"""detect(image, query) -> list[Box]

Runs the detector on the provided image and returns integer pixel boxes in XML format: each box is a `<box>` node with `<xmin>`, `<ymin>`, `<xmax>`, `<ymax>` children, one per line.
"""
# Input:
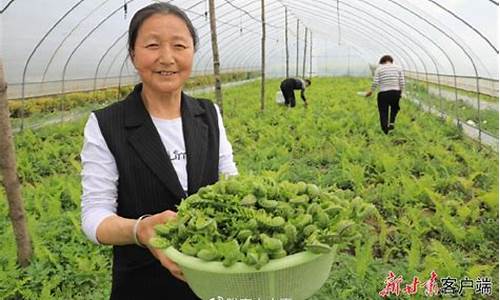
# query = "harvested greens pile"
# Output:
<box><xmin>151</xmin><ymin>175</ymin><xmax>379</xmax><ymax>269</ymax></box>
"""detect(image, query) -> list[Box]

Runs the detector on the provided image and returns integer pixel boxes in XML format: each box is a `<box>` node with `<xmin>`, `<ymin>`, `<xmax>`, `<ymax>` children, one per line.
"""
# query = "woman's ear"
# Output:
<box><xmin>129</xmin><ymin>51</ymin><xmax>136</xmax><ymax>66</ymax></box>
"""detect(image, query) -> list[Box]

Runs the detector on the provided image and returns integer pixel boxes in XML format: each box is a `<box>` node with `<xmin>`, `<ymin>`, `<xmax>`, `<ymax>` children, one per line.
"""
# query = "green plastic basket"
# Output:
<box><xmin>164</xmin><ymin>246</ymin><xmax>334</xmax><ymax>300</ymax></box>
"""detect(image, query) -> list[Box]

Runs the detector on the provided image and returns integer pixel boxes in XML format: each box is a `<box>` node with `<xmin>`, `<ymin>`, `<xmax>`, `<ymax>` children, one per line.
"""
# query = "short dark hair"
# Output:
<box><xmin>379</xmin><ymin>55</ymin><xmax>393</xmax><ymax>64</ymax></box>
<box><xmin>304</xmin><ymin>79</ymin><xmax>311</xmax><ymax>86</ymax></box>
<box><xmin>128</xmin><ymin>3</ymin><xmax>199</xmax><ymax>57</ymax></box>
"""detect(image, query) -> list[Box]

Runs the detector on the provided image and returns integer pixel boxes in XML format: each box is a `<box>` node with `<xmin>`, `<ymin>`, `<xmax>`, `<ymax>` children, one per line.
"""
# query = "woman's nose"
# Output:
<box><xmin>158</xmin><ymin>46</ymin><xmax>174</xmax><ymax>64</ymax></box>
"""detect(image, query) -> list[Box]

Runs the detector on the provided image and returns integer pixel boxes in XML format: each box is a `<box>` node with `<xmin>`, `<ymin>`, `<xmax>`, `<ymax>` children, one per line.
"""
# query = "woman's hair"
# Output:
<box><xmin>128</xmin><ymin>3</ymin><xmax>199</xmax><ymax>56</ymax></box>
<box><xmin>304</xmin><ymin>79</ymin><xmax>311</xmax><ymax>86</ymax></box>
<box><xmin>379</xmin><ymin>55</ymin><xmax>393</xmax><ymax>64</ymax></box>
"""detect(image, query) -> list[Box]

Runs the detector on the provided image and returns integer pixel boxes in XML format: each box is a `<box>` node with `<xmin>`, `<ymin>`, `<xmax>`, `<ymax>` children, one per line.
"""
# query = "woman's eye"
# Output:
<box><xmin>174</xmin><ymin>44</ymin><xmax>187</xmax><ymax>49</ymax></box>
<box><xmin>146</xmin><ymin>44</ymin><xmax>159</xmax><ymax>48</ymax></box>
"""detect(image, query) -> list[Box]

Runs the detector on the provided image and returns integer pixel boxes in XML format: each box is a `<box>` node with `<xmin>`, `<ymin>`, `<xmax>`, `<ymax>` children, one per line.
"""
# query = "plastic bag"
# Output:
<box><xmin>275</xmin><ymin>91</ymin><xmax>285</xmax><ymax>104</ymax></box>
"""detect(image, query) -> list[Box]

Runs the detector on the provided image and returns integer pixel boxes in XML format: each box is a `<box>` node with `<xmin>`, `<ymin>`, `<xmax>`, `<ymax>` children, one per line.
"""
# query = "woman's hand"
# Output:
<box><xmin>136</xmin><ymin>210</ymin><xmax>186</xmax><ymax>282</ymax></box>
<box><xmin>365</xmin><ymin>91</ymin><xmax>372</xmax><ymax>97</ymax></box>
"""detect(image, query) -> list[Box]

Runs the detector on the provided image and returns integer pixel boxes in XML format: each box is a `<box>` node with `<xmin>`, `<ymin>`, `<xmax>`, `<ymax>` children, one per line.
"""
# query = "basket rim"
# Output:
<box><xmin>164</xmin><ymin>246</ymin><xmax>332</xmax><ymax>274</ymax></box>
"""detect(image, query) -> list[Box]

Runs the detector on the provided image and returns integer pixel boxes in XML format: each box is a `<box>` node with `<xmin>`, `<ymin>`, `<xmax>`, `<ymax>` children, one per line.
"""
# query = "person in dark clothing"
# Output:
<box><xmin>80</xmin><ymin>3</ymin><xmax>238</xmax><ymax>299</ymax></box>
<box><xmin>366</xmin><ymin>55</ymin><xmax>405</xmax><ymax>134</ymax></box>
<box><xmin>280</xmin><ymin>78</ymin><xmax>311</xmax><ymax>108</ymax></box>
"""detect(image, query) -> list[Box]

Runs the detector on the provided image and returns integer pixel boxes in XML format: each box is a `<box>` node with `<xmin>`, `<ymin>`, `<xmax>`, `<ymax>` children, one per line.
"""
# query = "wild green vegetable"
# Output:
<box><xmin>150</xmin><ymin>175</ymin><xmax>376</xmax><ymax>269</ymax></box>
<box><xmin>2</xmin><ymin>77</ymin><xmax>496</xmax><ymax>299</ymax></box>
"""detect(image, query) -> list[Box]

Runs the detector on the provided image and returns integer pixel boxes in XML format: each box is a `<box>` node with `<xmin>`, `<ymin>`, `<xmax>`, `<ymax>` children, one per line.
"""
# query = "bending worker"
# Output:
<box><xmin>280</xmin><ymin>77</ymin><xmax>311</xmax><ymax>108</ymax></box>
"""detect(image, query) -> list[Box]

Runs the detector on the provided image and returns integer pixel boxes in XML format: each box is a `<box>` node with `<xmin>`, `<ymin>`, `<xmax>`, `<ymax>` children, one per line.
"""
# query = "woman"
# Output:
<box><xmin>80</xmin><ymin>3</ymin><xmax>237</xmax><ymax>299</ymax></box>
<box><xmin>366</xmin><ymin>55</ymin><xmax>405</xmax><ymax>134</ymax></box>
<box><xmin>280</xmin><ymin>77</ymin><xmax>311</xmax><ymax>108</ymax></box>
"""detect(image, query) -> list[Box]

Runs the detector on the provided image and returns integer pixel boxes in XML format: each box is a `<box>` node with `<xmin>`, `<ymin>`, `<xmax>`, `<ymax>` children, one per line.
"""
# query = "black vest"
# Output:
<box><xmin>94</xmin><ymin>84</ymin><xmax>219</xmax><ymax>299</ymax></box>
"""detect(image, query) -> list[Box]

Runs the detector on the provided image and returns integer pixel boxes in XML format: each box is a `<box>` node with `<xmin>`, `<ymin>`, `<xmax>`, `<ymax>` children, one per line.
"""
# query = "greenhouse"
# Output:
<box><xmin>0</xmin><ymin>0</ymin><xmax>498</xmax><ymax>299</ymax></box>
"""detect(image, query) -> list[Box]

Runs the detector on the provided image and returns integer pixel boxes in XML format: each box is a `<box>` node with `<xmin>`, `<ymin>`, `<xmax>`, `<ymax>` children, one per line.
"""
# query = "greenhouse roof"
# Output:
<box><xmin>1</xmin><ymin>0</ymin><xmax>498</xmax><ymax>87</ymax></box>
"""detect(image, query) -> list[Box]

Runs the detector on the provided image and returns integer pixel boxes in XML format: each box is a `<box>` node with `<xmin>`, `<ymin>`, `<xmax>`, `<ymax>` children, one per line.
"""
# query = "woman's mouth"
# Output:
<box><xmin>156</xmin><ymin>71</ymin><xmax>177</xmax><ymax>76</ymax></box>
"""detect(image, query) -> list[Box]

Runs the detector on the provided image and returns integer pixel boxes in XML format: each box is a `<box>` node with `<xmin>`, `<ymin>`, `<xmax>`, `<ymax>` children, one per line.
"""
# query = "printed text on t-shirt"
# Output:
<box><xmin>168</xmin><ymin>150</ymin><xmax>187</xmax><ymax>161</ymax></box>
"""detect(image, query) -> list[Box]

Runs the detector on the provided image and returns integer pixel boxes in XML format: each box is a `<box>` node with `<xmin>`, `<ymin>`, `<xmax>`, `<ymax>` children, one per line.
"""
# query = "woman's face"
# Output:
<box><xmin>131</xmin><ymin>13</ymin><xmax>194</xmax><ymax>95</ymax></box>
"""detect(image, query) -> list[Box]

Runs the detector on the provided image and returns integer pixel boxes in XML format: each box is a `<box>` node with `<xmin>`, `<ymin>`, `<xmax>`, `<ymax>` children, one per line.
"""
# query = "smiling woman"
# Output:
<box><xmin>131</xmin><ymin>14</ymin><xmax>195</xmax><ymax>115</ymax></box>
<box><xmin>79</xmin><ymin>3</ymin><xmax>237</xmax><ymax>300</ymax></box>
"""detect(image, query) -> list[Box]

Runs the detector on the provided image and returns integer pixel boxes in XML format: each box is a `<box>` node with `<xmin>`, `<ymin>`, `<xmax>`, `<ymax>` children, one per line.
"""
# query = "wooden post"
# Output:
<box><xmin>260</xmin><ymin>0</ymin><xmax>266</xmax><ymax>112</ymax></box>
<box><xmin>208</xmin><ymin>0</ymin><xmax>223</xmax><ymax>115</ymax></box>
<box><xmin>0</xmin><ymin>59</ymin><xmax>33</xmax><ymax>267</ymax></box>
<box><xmin>285</xmin><ymin>7</ymin><xmax>289</xmax><ymax>78</ymax></box>
<box><xmin>296</xmin><ymin>19</ymin><xmax>299</xmax><ymax>77</ymax></box>
<box><xmin>302</xmin><ymin>28</ymin><xmax>308</xmax><ymax>78</ymax></box>
<box><xmin>309</xmin><ymin>31</ymin><xmax>313</xmax><ymax>79</ymax></box>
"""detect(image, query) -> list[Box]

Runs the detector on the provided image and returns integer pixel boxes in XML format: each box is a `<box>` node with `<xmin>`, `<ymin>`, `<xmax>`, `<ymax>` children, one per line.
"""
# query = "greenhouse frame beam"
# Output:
<box><xmin>302</xmin><ymin>27</ymin><xmax>308</xmax><ymax>78</ymax></box>
<box><xmin>285</xmin><ymin>7</ymin><xmax>289</xmax><ymax>78</ymax></box>
<box><xmin>59</xmin><ymin>0</ymin><xmax>139</xmax><ymax>123</ymax></box>
<box><xmin>239</xmin><ymin>35</ymin><xmax>374</xmax><ymax>78</ymax></box>
<box><xmin>30</xmin><ymin>0</ymin><xmax>298</xmax><ymax>92</ymax></box>
<box><xmin>118</xmin><ymin>51</ymin><xmax>133</xmax><ymax>100</ymax></box>
<box><xmin>203</xmin><ymin>25</ymin><xmax>297</xmax><ymax>77</ymax></box>
<box><xmin>93</xmin><ymin>31</ymin><xmax>128</xmax><ymax>96</ymax></box>
<box><xmin>235</xmin><ymin>44</ymin><xmax>288</xmax><ymax>75</ymax></box>
<box><xmin>61</xmin><ymin>0</ymin><xmax>135</xmax><ymax>95</ymax></box>
<box><xmin>389</xmin><ymin>0</ymin><xmax>491</xmax><ymax>78</ymax></box>
<box><xmin>282</xmin><ymin>10</ymin><xmax>418</xmax><ymax>75</ymax></box>
<box><xmin>283</xmin><ymin>2</ymin><xmax>430</xmax><ymax>78</ymax></box>
<box><xmin>0</xmin><ymin>0</ymin><xmax>15</xmax><ymax>14</ymax></box>
<box><xmin>336</xmin><ymin>0</ymin><xmax>341</xmax><ymax>45</ymax></box>
<box><xmin>189</xmin><ymin>1</ymin><xmax>292</xmax><ymax>72</ymax></box>
<box><xmin>341</xmin><ymin>0</ymin><xmax>460</xmax><ymax>121</ymax></box>
<box><xmin>296</xmin><ymin>19</ymin><xmax>300</xmax><ymax>77</ymax></box>
<box><xmin>204</xmin><ymin>29</ymin><xmax>292</xmax><ymax>74</ymax></box>
<box><xmin>289</xmin><ymin>0</ymin><xmax>462</xmax><ymax>117</ymax></box>
<box><xmin>41</xmin><ymin>0</ymin><xmax>113</xmax><ymax>83</ymax></box>
<box><xmin>427</xmin><ymin>0</ymin><xmax>498</xmax><ymax>54</ymax></box>
<box><xmin>288</xmin><ymin>10</ymin><xmax>439</xmax><ymax>109</ymax></box>
<box><xmin>223</xmin><ymin>0</ymin><xmax>280</xmax><ymax>30</ymax></box>
<box><xmin>277</xmin><ymin>0</ymin><xmax>415</xmax><ymax>72</ymax></box>
<box><xmin>100</xmin><ymin>6</ymin><xmax>286</xmax><ymax>83</ymax></box>
<box><xmin>222</xmin><ymin>12</ymin><xmax>405</xmax><ymax>79</ymax></box>
<box><xmin>309</xmin><ymin>31</ymin><xmax>313</xmax><ymax>78</ymax></box>
<box><xmin>195</xmin><ymin>24</ymin><xmax>287</xmax><ymax>73</ymax></box>
<box><xmin>194</xmin><ymin>8</ymin><xmax>297</xmax><ymax>73</ymax></box>
<box><xmin>288</xmin><ymin>0</ymin><xmax>442</xmax><ymax>72</ymax></box>
<box><xmin>337</xmin><ymin>0</ymin><xmax>445</xmax><ymax>110</ymax></box>
<box><xmin>104</xmin><ymin>45</ymin><xmax>128</xmax><ymax>85</ymax></box>
<box><xmin>20</xmin><ymin>0</ymin><xmax>85</xmax><ymax>130</ymax></box>
<box><xmin>195</xmin><ymin>23</ymin><xmax>286</xmax><ymax>75</ymax></box>
<box><xmin>387</xmin><ymin>0</ymin><xmax>485</xmax><ymax>143</ymax></box>
<box><xmin>260</xmin><ymin>0</ymin><xmax>266</xmax><ymax>111</ymax></box>
<box><xmin>205</xmin><ymin>0</ymin><xmax>285</xmax><ymax>31</ymax></box>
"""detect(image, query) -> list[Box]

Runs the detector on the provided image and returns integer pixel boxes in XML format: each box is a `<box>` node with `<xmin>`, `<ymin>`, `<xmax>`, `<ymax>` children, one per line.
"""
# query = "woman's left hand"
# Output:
<box><xmin>137</xmin><ymin>210</ymin><xmax>186</xmax><ymax>281</ymax></box>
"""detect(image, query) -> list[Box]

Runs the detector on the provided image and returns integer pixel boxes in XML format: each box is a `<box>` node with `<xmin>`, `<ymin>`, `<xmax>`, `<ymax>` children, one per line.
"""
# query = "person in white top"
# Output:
<box><xmin>80</xmin><ymin>3</ymin><xmax>237</xmax><ymax>299</ymax></box>
<box><xmin>365</xmin><ymin>55</ymin><xmax>405</xmax><ymax>134</ymax></box>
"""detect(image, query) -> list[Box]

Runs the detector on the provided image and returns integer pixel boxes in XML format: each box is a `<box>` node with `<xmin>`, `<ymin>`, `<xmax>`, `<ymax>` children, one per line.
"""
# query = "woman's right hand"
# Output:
<box><xmin>136</xmin><ymin>210</ymin><xmax>186</xmax><ymax>282</ymax></box>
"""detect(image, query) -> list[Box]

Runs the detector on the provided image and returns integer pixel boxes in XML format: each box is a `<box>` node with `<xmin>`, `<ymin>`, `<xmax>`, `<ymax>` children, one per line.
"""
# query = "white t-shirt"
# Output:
<box><xmin>80</xmin><ymin>104</ymin><xmax>238</xmax><ymax>244</ymax></box>
<box><xmin>151</xmin><ymin>116</ymin><xmax>188</xmax><ymax>191</ymax></box>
